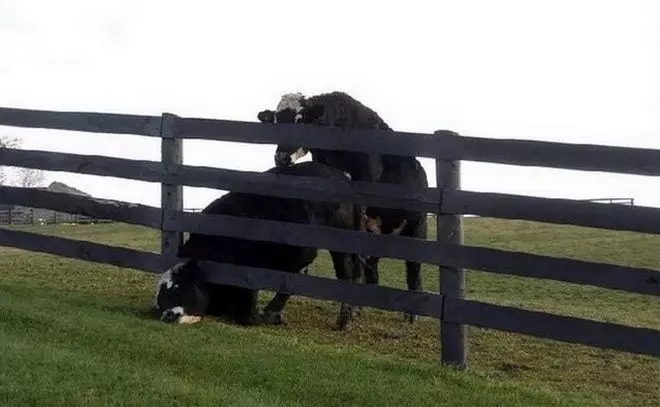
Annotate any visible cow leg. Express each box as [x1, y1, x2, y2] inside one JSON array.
[[403, 260, 423, 323], [404, 219, 426, 323], [351, 253, 365, 317], [330, 250, 359, 330], [231, 288, 261, 326], [261, 264, 310, 325], [261, 292, 291, 325], [364, 256, 380, 285]]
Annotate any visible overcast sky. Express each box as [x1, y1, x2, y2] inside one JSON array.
[[1, 0, 659, 209]]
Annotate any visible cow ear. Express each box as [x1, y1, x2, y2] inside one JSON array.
[[301, 104, 325, 123], [258, 110, 275, 123]]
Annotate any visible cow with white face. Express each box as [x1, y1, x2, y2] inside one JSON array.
[[258, 92, 310, 167], [154, 260, 259, 325], [155, 262, 205, 324], [153, 161, 363, 328]]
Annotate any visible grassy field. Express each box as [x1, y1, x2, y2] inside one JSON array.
[[0, 218, 658, 406]]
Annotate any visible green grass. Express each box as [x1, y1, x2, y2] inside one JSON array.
[[0, 218, 658, 406]]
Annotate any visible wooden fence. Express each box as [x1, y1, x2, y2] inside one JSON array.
[[0, 106, 659, 369], [0, 207, 107, 225]]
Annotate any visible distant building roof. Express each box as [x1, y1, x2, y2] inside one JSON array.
[[38, 181, 91, 197]]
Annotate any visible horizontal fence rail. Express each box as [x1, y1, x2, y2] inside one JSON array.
[[177, 117, 442, 158], [444, 298, 660, 358], [196, 261, 444, 319], [0, 186, 161, 229], [163, 211, 660, 297], [0, 228, 164, 273], [0, 107, 161, 136], [169, 117, 660, 176], [2, 106, 660, 175], [0, 148, 438, 213], [444, 191, 660, 235]]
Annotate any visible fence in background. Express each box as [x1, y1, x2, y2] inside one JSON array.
[[0, 106, 659, 369], [0, 207, 108, 225]]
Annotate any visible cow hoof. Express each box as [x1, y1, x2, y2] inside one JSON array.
[[235, 314, 261, 326], [403, 312, 417, 323], [336, 303, 354, 330], [261, 311, 285, 325]]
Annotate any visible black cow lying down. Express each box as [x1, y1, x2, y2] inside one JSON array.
[[154, 161, 362, 328]]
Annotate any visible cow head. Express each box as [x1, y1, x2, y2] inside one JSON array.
[[154, 261, 209, 324], [258, 92, 327, 166]]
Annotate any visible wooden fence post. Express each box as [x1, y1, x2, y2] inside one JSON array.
[[435, 130, 467, 369], [7, 208, 12, 225], [160, 113, 183, 265]]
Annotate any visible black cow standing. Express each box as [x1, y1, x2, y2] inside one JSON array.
[[258, 91, 428, 323], [154, 161, 362, 329]]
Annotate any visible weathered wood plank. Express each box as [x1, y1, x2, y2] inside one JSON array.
[[0, 186, 161, 229], [0, 148, 438, 213], [160, 113, 184, 263], [180, 118, 660, 176], [443, 190, 660, 235], [436, 156, 467, 368], [462, 246, 660, 296], [177, 117, 444, 158], [453, 132, 660, 177], [0, 228, 164, 273], [193, 260, 444, 319], [0, 106, 161, 136], [174, 164, 439, 213], [165, 211, 660, 296], [0, 148, 165, 183], [444, 298, 660, 358]]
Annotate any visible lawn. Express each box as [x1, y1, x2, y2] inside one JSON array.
[[0, 217, 658, 406]]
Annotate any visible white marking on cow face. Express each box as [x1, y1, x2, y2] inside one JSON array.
[[290, 147, 307, 163], [160, 306, 183, 322], [343, 172, 352, 180], [276, 92, 305, 113], [170, 306, 184, 317], [273, 93, 305, 124], [160, 306, 203, 324], [153, 263, 184, 308]]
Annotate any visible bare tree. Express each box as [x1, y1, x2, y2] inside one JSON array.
[[0, 135, 21, 185], [15, 167, 46, 188]]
